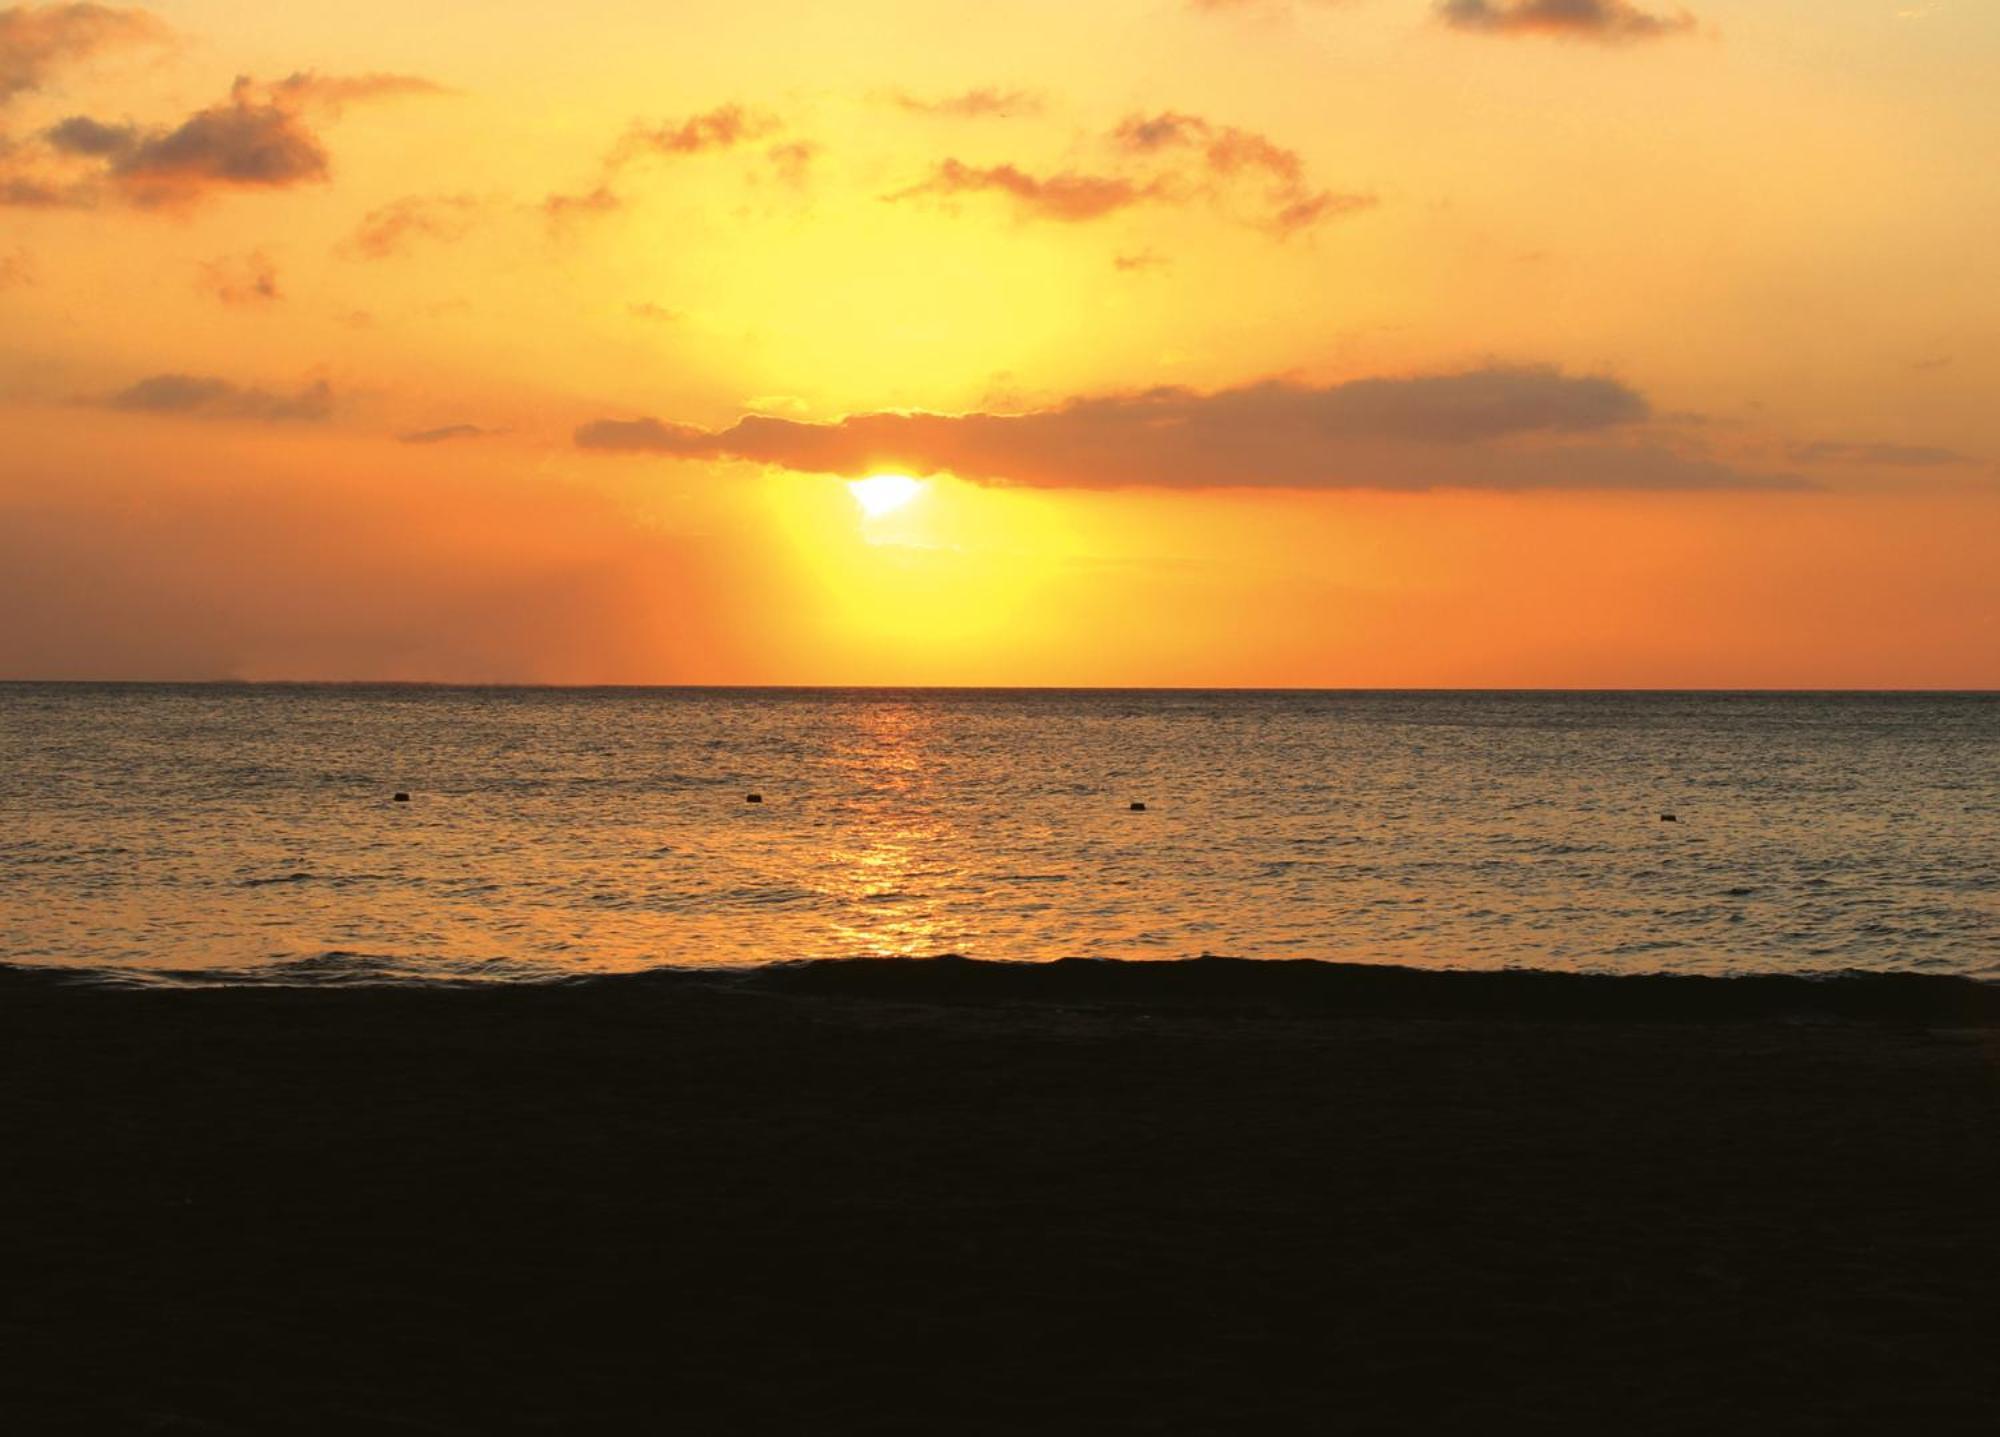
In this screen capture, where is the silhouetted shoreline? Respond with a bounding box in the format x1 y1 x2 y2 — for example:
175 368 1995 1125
4 959 1994 1433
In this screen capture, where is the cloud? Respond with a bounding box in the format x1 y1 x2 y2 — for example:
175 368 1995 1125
542 103 786 227
765 138 815 186
101 372 333 422
0 3 165 107
1112 110 1372 237
1187 0 1347 11
0 5 166 204
345 193 478 259
99 82 329 204
1788 441 1969 467
1436 0 1698 42
885 87 1042 119
887 157 1154 222
24 69 442 209
610 104 777 166
574 366 1807 493
398 423 500 445
40 110 123 151
196 249 279 304
1113 250 1170 272
627 300 680 323
262 70 447 113
895 110 1370 237
541 182 621 226
0 244 30 285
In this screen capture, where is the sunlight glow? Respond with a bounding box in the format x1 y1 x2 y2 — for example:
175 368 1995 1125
848 474 925 518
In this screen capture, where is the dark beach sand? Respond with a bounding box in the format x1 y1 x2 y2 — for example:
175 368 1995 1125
3 958 1995 1434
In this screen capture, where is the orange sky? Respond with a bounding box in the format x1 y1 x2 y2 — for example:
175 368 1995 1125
2 0 1995 686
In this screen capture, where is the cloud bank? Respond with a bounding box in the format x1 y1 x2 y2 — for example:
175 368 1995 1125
1436 0 1698 42
576 367 1806 493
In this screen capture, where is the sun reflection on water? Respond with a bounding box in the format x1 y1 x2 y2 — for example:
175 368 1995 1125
821 702 964 957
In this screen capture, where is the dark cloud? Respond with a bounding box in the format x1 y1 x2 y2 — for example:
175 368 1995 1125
1111 110 1373 237
41 110 125 152
101 373 333 422
1436 0 1697 42
0 3 165 107
574 366 1806 493
887 157 1153 222
1113 250 1170 272
196 249 280 304
885 87 1042 119
22 69 441 209
99 77 331 205
1788 441 1969 468
345 193 478 259
0 167 75 203
398 423 500 445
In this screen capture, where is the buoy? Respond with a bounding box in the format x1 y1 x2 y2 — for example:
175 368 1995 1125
1660 813 1678 822
746 793 763 804
393 792 410 802
1130 801 1147 812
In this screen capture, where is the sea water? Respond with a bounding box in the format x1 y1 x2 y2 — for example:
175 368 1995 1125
1 685 1993 981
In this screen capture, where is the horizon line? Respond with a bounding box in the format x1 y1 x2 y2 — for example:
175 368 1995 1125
3 679 1996 697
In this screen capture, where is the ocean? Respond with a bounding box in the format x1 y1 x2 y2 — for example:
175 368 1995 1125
1 684 1993 983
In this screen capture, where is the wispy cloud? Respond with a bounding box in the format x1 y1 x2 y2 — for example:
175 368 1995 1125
398 422 501 445
609 104 778 166
344 193 479 259
543 103 790 227
889 109 1369 238
883 87 1042 119
887 158 1157 222
1787 440 1969 467
100 372 333 422
0 3 166 107
1112 109 1373 237
196 249 280 304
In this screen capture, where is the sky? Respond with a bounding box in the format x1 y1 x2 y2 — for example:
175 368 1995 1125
1 0 1995 686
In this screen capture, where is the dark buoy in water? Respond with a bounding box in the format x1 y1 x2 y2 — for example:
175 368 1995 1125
393 792 411 802
1130 801 1147 812
1660 812 1678 822
746 792 763 804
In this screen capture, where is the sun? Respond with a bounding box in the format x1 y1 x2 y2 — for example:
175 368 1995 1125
847 474 924 518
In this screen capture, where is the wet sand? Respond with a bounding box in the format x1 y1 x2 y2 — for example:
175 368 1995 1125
3 959 1995 1434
